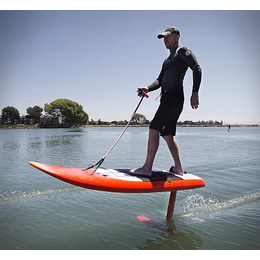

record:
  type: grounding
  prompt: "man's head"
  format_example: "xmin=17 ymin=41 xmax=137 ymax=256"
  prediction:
xmin=157 ymin=26 xmax=180 ymax=51
xmin=157 ymin=26 xmax=180 ymax=39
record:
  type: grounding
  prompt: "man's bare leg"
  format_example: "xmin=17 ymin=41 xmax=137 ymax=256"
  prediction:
xmin=162 ymin=135 xmax=184 ymax=175
xmin=130 ymin=129 xmax=160 ymax=176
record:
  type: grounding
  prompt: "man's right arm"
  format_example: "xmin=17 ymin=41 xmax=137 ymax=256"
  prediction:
xmin=137 ymin=79 xmax=159 ymax=97
xmin=147 ymin=79 xmax=160 ymax=92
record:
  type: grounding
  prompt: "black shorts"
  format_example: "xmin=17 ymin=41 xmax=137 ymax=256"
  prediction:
xmin=150 ymin=88 xmax=184 ymax=136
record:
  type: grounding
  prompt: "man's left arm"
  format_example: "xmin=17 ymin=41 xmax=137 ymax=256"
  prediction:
xmin=179 ymin=47 xmax=202 ymax=109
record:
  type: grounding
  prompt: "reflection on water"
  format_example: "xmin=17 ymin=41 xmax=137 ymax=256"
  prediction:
xmin=137 ymin=216 xmax=203 ymax=250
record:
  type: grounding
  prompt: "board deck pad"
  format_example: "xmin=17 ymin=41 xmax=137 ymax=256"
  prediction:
xmin=106 ymin=169 xmax=182 ymax=182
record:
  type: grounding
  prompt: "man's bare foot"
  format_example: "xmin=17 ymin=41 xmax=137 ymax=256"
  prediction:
xmin=168 ymin=166 xmax=185 ymax=176
xmin=130 ymin=167 xmax=152 ymax=177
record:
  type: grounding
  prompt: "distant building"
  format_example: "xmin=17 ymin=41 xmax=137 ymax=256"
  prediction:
xmin=39 ymin=114 xmax=64 ymax=125
xmin=0 ymin=115 xmax=8 ymax=125
xmin=0 ymin=114 xmax=65 ymax=125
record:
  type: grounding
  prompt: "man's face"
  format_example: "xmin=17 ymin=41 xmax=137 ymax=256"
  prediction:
xmin=164 ymin=34 xmax=179 ymax=50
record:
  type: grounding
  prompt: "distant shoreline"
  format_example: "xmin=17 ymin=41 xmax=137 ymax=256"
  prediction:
xmin=0 ymin=124 xmax=259 ymax=129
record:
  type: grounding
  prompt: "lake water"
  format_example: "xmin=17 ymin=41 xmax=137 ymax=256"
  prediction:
xmin=0 ymin=126 xmax=260 ymax=250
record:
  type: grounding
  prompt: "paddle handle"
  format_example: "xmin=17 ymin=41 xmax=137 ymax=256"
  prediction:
xmin=142 ymin=91 xmax=149 ymax=98
xmin=138 ymin=88 xmax=149 ymax=98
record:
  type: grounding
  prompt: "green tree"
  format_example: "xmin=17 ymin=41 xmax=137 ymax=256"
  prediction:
xmin=44 ymin=99 xmax=89 ymax=125
xmin=131 ymin=113 xmax=146 ymax=125
xmin=26 ymin=105 xmax=43 ymax=123
xmin=89 ymin=119 xmax=97 ymax=125
xmin=117 ymin=120 xmax=127 ymax=125
xmin=2 ymin=106 xmax=20 ymax=124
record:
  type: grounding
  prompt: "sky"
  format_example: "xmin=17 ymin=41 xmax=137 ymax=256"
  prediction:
xmin=1 ymin=8 xmax=260 ymax=124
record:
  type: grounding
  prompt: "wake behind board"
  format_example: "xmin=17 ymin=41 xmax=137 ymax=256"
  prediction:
xmin=29 ymin=161 xmax=205 ymax=193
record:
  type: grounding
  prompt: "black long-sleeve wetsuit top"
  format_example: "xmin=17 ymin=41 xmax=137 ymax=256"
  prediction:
xmin=147 ymin=46 xmax=202 ymax=93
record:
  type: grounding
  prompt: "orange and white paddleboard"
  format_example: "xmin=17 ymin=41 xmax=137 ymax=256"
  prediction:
xmin=29 ymin=161 xmax=205 ymax=193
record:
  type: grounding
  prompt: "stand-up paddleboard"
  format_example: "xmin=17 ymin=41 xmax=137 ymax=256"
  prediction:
xmin=29 ymin=161 xmax=205 ymax=193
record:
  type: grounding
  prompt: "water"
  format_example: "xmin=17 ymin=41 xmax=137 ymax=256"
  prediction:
xmin=0 ymin=127 xmax=260 ymax=250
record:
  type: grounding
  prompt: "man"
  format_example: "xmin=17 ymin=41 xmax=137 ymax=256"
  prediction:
xmin=131 ymin=26 xmax=202 ymax=176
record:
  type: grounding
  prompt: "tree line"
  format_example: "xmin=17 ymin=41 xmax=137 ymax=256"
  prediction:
xmin=177 ymin=120 xmax=223 ymax=126
xmin=1 ymin=99 xmax=89 ymax=125
xmin=89 ymin=113 xmax=148 ymax=126
xmin=0 ymin=98 xmax=147 ymax=126
xmin=1 ymin=98 xmax=223 ymax=127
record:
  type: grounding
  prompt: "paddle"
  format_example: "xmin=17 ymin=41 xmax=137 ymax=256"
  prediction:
xmin=86 ymin=90 xmax=149 ymax=173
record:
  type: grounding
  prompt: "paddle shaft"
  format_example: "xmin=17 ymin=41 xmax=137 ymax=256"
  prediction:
xmin=87 ymin=91 xmax=148 ymax=172
xmin=103 ymin=95 xmax=147 ymax=160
